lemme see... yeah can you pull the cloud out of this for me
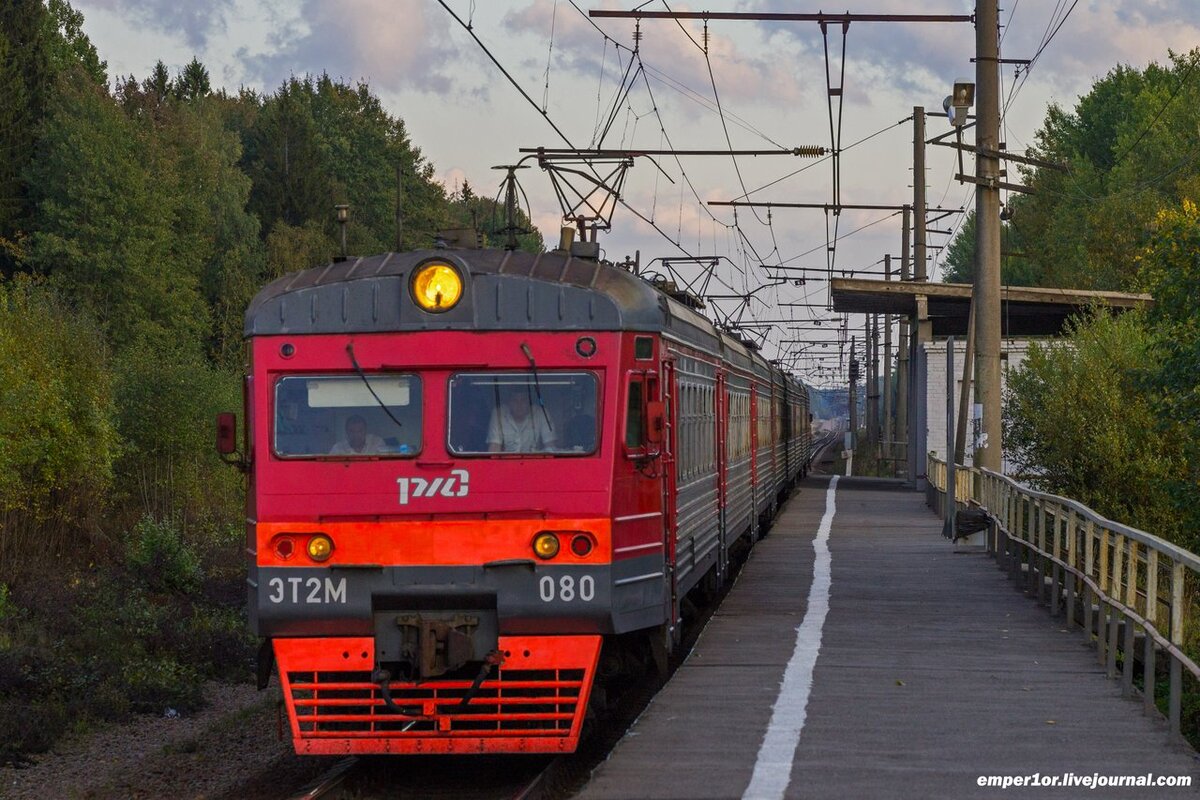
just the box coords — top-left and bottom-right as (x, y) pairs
(743, 0), (1200, 107)
(242, 0), (460, 95)
(82, 0), (235, 49)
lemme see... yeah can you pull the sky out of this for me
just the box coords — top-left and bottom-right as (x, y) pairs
(72, 0), (1200, 385)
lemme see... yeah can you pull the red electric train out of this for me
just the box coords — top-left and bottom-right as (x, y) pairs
(219, 246), (813, 755)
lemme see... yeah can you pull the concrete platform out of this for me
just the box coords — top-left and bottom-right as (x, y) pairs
(577, 477), (1199, 799)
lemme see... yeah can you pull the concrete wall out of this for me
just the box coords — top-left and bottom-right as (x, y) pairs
(923, 338), (1031, 472)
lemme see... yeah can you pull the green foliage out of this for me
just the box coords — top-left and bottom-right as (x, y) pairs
(43, 0), (106, 85)
(244, 74), (458, 253)
(126, 516), (204, 594)
(1006, 51), (1200, 291)
(938, 211), (1038, 286)
(176, 56), (210, 101)
(25, 69), (211, 350)
(113, 337), (241, 524)
(0, 279), (117, 567)
(0, 0), (105, 271)
(265, 219), (334, 280)
(1003, 310), (1186, 543)
(0, 0), (54, 268)
(1135, 200), (1200, 552)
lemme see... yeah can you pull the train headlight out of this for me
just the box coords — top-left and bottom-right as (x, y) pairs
(533, 532), (560, 560)
(411, 262), (463, 312)
(307, 534), (334, 562)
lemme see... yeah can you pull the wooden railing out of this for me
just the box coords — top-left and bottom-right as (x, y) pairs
(928, 453), (1199, 743)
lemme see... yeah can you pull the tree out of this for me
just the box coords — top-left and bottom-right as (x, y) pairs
(1012, 51), (1200, 291)
(0, 278), (117, 552)
(176, 57), (210, 102)
(936, 210), (1036, 286)
(24, 71), (209, 349)
(0, 0), (54, 270)
(0, 0), (106, 273)
(243, 77), (334, 234)
(1135, 199), (1200, 551)
(1003, 310), (1185, 544)
(43, 0), (105, 85)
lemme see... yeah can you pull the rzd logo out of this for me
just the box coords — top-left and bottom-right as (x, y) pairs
(397, 469), (469, 505)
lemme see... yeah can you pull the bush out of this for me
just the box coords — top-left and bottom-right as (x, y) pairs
(0, 278), (118, 576)
(112, 335), (242, 527)
(126, 516), (204, 594)
(120, 655), (204, 714)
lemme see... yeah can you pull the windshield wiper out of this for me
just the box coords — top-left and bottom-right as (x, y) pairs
(346, 342), (406, 434)
(520, 342), (554, 431)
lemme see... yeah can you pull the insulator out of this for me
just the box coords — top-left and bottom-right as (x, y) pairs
(792, 145), (827, 157)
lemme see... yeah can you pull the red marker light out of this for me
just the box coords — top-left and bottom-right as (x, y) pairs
(274, 537), (295, 560)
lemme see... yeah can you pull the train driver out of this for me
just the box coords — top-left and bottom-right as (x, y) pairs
(329, 414), (387, 455)
(486, 387), (556, 453)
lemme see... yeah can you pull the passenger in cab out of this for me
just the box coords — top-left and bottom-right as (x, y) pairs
(329, 414), (387, 455)
(487, 388), (556, 452)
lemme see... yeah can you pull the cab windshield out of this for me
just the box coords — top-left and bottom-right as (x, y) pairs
(448, 372), (598, 456)
(274, 375), (422, 457)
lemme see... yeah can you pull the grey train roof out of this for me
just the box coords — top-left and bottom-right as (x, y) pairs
(245, 248), (808, 398)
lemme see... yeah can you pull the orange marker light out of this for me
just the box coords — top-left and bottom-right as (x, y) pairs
(533, 532), (560, 560)
(307, 534), (334, 562)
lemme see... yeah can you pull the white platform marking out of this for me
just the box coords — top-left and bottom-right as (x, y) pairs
(743, 475), (838, 800)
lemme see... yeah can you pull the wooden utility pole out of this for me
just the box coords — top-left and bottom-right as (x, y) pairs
(974, 0), (1003, 471)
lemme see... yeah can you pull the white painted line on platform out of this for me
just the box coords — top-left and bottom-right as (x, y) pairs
(742, 475), (838, 800)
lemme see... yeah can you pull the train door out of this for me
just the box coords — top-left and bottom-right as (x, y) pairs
(748, 388), (758, 538)
(714, 370), (728, 581)
(781, 379), (792, 485)
(658, 358), (680, 661)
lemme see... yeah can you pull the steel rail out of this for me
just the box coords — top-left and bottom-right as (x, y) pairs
(285, 756), (359, 800)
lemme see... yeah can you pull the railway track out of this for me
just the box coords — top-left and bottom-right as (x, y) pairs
(280, 754), (559, 800)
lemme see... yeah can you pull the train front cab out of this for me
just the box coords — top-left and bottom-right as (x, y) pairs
(237, 323), (666, 754)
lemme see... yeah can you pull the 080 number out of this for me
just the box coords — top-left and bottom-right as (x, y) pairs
(538, 574), (595, 603)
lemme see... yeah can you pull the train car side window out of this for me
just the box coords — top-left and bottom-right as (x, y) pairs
(448, 372), (598, 456)
(273, 374), (421, 458)
(625, 379), (644, 448)
(634, 336), (654, 360)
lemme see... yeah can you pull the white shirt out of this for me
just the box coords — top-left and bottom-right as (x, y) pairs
(486, 407), (556, 452)
(329, 433), (387, 455)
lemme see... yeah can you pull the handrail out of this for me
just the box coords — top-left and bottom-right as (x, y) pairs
(928, 452), (1198, 744)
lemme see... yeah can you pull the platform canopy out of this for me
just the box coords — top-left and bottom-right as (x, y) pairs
(829, 279), (1153, 337)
